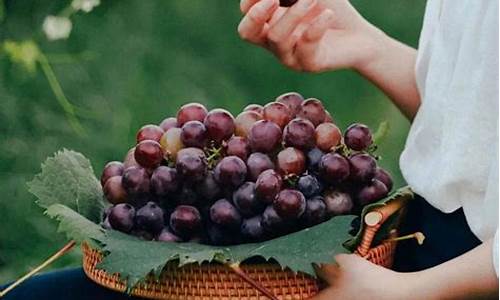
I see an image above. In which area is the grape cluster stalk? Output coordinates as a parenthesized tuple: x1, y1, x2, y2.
(100, 92, 393, 245)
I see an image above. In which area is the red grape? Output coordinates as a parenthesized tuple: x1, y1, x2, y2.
(277, 147, 306, 176)
(319, 153, 350, 184)
(226, 136, 250, 161)
(159, 117, 178, 132)
(150, 166, 179, 197)
(122, 166, 150, 195)
(123, 147, 140, 169)
(357, 179, 388, 206)
(246, 152, 274, 182)
(375, 167, 393, 192)
(276, 92, 304, 117)
(323, 190, 353, 216)
(235, 111, 262, 138)
(104, 175, 127, 204)
(180, 120, 207, 148)
(135, 202, 164, 235)
(134, 140, 163, 168)
(344, 123, 373, 151)
(176, 148, 208, 182)
(170, 205, 202, 238)
(108, 203, 135, 233)
(243, 104, 264, 115)
(210, 199, 242, 229)
(101, 161, 124, 186)
(157, 228, 182, 242)
(273, 189, 306, 220)
(298, 98, 326, 127)
(204, 109, 235, 144)
(324, 111, 334, 123)
(177, 103, 208, 127)
(283, 118, 315, 150)
(136, 124, 164, 143)
(349, 153, 376, 183)
(248, 120, 282, 153)
(255, 169, 282, 204)
(315, 123, 342, 152)
(263, 102, 291, 129)
(160, 128, 185, 159)
(214, 156, 247, 188)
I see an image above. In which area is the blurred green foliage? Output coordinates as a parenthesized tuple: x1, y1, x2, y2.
(0, 0, 425, 283)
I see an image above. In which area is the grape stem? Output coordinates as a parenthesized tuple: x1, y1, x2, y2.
(227, 263, 279, 300)
(0, 240, 76, 298)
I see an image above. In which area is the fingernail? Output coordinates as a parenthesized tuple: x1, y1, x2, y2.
(261, 0, 276, 10)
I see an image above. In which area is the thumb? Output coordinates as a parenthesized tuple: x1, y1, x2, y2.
(334, 253, 360, 268)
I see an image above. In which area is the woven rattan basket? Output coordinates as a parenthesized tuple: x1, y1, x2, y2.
(83, 196, 407, 299)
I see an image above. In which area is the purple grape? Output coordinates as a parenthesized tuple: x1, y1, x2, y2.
(136, 124, 164, 143)
(357, 179, 389, 206)
(204, 109, 235, 144)
(108, 203, 135, 233)
(170, 205, 202, 238)
(277, 147, 306, 176)
(175, 148, 208, 182)
(273, 189, 306, 220)
(131, 229, 155, 240)
(207, 223, 236, 245)
(319, 153, 350, 184)
(344, 123, 373, 151)
(255, 169, 283, 204)
(101, 161, 124, 186)
(214, 156, 247, 188)
(226, 136, 250, 161)
(297, 98, 326, 127)
(101, 216, 112, 230)
(233, 182, 264, 217)
(134, 140, 164, 169)
(174, 185, 198, 206)
(235, 111, 262, 138)
(157, 227, 182, 242)
(324, 190, 354, 216)
(134, 202, 165, 235)
(297, 175, 322, 198)
(283, 118, 315, 150)
(349, 154, 376, 183)
(122, 166, 150, 196)
(280, 0, 298, 7)
(246, 152, 274, 182)
(180, 120, 207, 148)
(261, 205, 286, 232)
(306, 147, 325, 173)
(194, 171, 222, 202)
(150, 166, 179, 197)
(123, 147, 140, 169)
(375, 167, 393, 192)
(177, 103, 208, 127)
(104, 175, 127, 204)
(248, 120, 282, 153)
(276, 92, 304, 117)
(241, 215, 265, 241)
(159, 117, 178, 132)
(301, 196, 328, 226)
(210, 199, 242, 229)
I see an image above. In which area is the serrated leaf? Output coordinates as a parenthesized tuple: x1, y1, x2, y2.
(45, 203, 104, 244)
(28, 149, 104, 223)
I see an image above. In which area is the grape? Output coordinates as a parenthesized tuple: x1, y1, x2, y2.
(323, 190, 353, 216)
(177, 103, 208, 127)
(276, 92, 304, 117)
(176, 148, 208, 182)
(248, 120, 282, 153)
(194, 171, 222, 202)
(122, 166, 150, 195)
(157, 227, 182, 242)
(174, 185, 199, 206)
(273, 189, 306, 220)
(306, 147, 325, 173)
(297, 98, 326, 127)
(297, 175, 322, 198)
(131, 229, 155, 241)
(375, 167, 393, 192)
(226, 136, 250, 161)
(101, 161, 124, 186)
(101, 217, 112, 230)
(180, 120, 207, 148)
(280, 0, 298, 7)
(301, 196, 327, 226)
(134, 140, 163, 168)
(160, 128, 185, 159)
(262, 102, 291, 129)
(214, 156, 247, 188)
(277, 147, 306, 176)
(235, 111, 262, 138)
(356, 179, 388, 206)
(159, 117, 178, 132)
(261, 205, 286, 232)
(108, 203, 135, 233)
(233, 182, 264, 217)
(104, 176, 127, 204)
(243, 104, 264, 115)
(246, 152, 275, 182)
(210, 199, 242, 229)
(344, 123, 373, 151)
(207, 223, 236, 245)
(319, 153, 350, 184)
(135, 202, 165, 235)
(349, 154, 376, 183)
(150, 166, 179, 197)
(255, 169, 283, 204)
(170, 205, 202, 238)
(315, 123, 342, 152)
(324, 111, 334, 123)
(204, 109, 235, 144)
(136, 124, 164, 143)
(123, 147, 140, 169)
(241, 215, 265, 241)
(283, 118, 315, 150)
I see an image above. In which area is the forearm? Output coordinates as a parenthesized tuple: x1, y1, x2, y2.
(355, 32, 421, 120)
(409, 239, 498, 299)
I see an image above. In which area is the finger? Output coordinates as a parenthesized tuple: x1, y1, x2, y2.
(267, 0, 317, 51)
(335, 253, 362, 269)
(310, 288, 338, 300)
(314, 263, 339, 285)
(302, 8, 334, 42)
(240, 0, 260, 14)
(238, 0, 279, 44)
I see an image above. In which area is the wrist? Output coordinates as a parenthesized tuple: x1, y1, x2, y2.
(352, 26, 394, 75)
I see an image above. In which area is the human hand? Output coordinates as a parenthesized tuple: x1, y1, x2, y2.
(237, 0, 387, 73)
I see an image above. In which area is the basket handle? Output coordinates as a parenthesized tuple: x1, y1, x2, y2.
(355, 196, 409, 257)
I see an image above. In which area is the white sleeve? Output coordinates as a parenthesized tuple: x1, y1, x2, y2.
(493, 229, 498, 277)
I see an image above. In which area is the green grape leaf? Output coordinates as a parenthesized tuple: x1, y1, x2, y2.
(28, 149, 104, 223)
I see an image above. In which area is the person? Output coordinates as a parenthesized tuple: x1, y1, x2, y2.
(237, 0, 498, 299)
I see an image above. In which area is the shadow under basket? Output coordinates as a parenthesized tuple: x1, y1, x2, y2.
(82, 196, 408, 300)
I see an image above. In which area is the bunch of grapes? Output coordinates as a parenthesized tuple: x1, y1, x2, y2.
(100, 92, 393, 245)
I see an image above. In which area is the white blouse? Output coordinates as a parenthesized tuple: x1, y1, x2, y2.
(399, 0, 498, 275)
